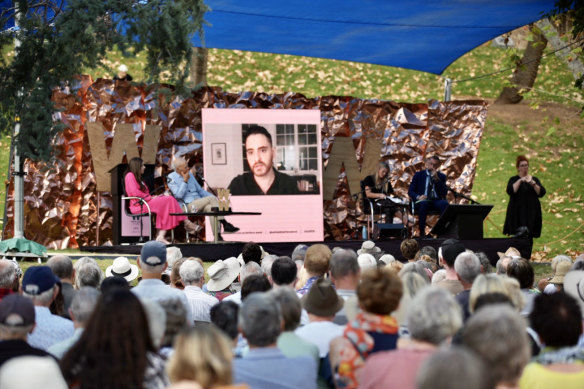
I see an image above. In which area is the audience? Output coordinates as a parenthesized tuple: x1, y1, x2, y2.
(270, 287, 319, 364)
(296, 244, 332, 295)
(416, 347, 491, 389)
(167, 325, 238, 389)
(463, 305, 530, 389)
(60, 288, 169, 389)
(5, 243, 583, 389)
(520, 293, 584, 388)
(330, 268, 402, 389)
(0, 294, 53, 366)
(132, 241, 194, 325)
(233, 292, 317, 389)
(329, 249, 360, 324)
(46, 255, 77, 319)
(453, 251, 482, 321)
(360, 287, 462, 389)
(48, 287, 100, 359)
(399, 239, 419, 262)
(21, 266, 74, 350)
(179, 260, 218, 322)
(434, 239, 465, 295)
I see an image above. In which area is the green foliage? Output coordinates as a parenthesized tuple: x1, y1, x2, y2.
(0, 0, 208, 162)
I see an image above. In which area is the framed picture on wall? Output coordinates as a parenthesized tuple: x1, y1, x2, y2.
(211, 143, 227, 165)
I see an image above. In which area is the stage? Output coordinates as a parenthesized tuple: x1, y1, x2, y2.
(81, 237, 531, 266)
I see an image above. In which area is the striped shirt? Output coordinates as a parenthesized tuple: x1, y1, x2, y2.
(183, 285, 219, 322)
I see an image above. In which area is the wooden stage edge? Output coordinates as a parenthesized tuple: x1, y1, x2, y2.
(81, 237, 531, 266)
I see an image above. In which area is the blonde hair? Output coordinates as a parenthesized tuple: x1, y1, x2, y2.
(167, 326, 233, 389)
(469, 274, 509, 313)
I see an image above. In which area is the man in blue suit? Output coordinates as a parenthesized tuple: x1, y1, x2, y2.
(408, 156, 449, 237)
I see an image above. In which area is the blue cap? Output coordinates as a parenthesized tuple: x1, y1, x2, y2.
(21, 266, 60, 295)
(140, 241, 167, 266)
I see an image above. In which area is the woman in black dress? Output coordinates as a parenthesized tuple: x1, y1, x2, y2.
(503, 155, 546, 242)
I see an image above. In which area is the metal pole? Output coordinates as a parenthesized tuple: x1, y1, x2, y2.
(444, 77, 452, 101)
(13, 6, 24, 239)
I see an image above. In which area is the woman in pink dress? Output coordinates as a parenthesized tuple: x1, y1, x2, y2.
(125, 157, 199, 244)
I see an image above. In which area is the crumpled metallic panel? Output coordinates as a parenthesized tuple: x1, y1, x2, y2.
(4, 83, 487, 247)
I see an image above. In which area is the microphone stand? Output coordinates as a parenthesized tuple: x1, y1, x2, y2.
(195, 172, 218, 197)
(448, 187, 480, 204)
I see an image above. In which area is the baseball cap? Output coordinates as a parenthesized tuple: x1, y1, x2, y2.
(0, 294, 35, 326)
(21, 266, 60, 295)
(140, 241, 167, 266)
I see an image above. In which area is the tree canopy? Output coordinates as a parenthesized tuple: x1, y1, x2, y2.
(0, 0, 208, 161)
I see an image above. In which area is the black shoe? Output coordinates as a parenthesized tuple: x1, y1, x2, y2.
(221, 221, 239, 233)
(217, 233, 224, 242)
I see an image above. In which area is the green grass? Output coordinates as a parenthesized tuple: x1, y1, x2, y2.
(2, 42, 583, 261)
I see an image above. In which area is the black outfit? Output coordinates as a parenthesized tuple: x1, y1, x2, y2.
(362, 174, 398, 221)
(0, 339, 55, 367)
(113, 74, 133, 81)
(228, 169, 300, 195)
(503, 175, 546, 238)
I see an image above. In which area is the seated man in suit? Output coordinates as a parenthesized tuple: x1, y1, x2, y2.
(408, 156, 449, 237)
(168, 157, 238, 240)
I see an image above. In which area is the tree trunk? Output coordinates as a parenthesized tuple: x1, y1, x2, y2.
(495, 25, 548, 104)
(536, 18, 584, 84)
(190, 47, 208, 87)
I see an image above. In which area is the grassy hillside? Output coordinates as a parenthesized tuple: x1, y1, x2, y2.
(1, 42, 583, 260)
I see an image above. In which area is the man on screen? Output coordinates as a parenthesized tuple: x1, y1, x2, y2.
(228, 125, 300, 195)
(408, 155, 449, 237)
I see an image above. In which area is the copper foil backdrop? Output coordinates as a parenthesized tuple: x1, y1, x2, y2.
(4, 81, 487, 248)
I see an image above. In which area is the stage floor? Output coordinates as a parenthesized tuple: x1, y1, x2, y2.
(81, 237, 531, 266)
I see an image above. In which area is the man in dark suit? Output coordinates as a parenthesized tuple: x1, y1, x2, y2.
(408, 156, 449, 237)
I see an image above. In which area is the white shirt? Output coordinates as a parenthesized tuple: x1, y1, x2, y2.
(183, 285, 219, 322)
(295, 321, 344, 357)
(223, 291, 242, 305)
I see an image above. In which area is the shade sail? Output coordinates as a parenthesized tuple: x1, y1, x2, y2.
(194, 0, 557, 75)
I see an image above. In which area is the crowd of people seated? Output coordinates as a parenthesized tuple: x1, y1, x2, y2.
(0, 240, 583, 389)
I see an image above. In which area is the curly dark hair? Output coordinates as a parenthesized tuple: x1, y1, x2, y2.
(60, 289, 155, 389)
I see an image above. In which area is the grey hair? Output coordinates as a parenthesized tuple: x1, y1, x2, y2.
(69, 287, 100, 324)
(139, 298, 167, 349)
(23, 285, 55, 306)
(406, 286, 462, 345)
(166, 247, 183, 270)
(171, 156, 187, 170)
(239, 292, 282, 347)
(158, 296, 188, 347)
(401, 272, 429, 299)
(417, 347, 491, 389)
(551, 255, 572, 272)
(139, 261, 165, 275)
(330, 249, 359, 278)
(431, 269, 446, 284)
(469, 274, 508, 313)
(454, 252, 482, 284)
(242, 261, 262, 281)
(495, 257, 510, 275)
(269, 287, 302, 331)
(0, 259, 16, 288)
(475, 252, 493, 274)
(463, 305, 530, 386)
(571, 258, 584, 271)
(0, 323, 34, 339)
(399, 262, 430, 283)
(260, 255, 278, 277)
(179, 260, 204, 285)
(47, 255, 74, 279)
(75, 262, 104, 289)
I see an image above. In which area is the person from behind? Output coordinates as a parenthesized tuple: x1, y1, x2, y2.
(233, 293, 317, 389)
(179, 260, 219, 323)
(329, 249, 360, 325)
(0, 294, 53, 367)
(74, 257, 104, 290)
(453, 251, 482, 321)
(360, 287, 463, 389)
(46, 255, 77, 319)
(463, 305, 530, 389)
(0, 259, 18, 300)
(21, 266, 74, 351)
(166, 325, 240, 389)
(519, 293, 584, 388)
(434, 239, 465, 295)
(296, 244, 332, 296)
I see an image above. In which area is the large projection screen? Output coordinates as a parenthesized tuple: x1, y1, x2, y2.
(202, 109, 324, 242)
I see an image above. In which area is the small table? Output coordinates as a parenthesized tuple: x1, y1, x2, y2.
(171, 211, 261, 243)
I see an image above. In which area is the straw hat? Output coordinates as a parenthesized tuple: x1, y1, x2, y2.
(206, 257, 242, 292)
(497, 247, 521, 259)
(549, 261, 572, 285)
(106, 257, 139, 282)
(357, 240, 381, 255)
